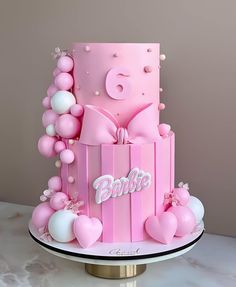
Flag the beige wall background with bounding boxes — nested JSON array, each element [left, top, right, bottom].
[[0, 0, 235, 237]]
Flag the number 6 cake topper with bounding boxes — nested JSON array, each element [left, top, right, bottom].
[[105, 67, 131, 100]]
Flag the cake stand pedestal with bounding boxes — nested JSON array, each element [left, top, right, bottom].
[[29, 221, 204, 279]]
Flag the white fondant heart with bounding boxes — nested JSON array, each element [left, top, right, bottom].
[[73, 215, 103, 248], [145, 212, 177, 244]]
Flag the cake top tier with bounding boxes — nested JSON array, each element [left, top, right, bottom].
[[71, 43, 160, 126]]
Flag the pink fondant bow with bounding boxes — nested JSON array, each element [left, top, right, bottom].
[[79, 103, 160, 145]]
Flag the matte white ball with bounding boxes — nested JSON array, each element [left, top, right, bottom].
[[51, 91, 76, 115], [48, 210, 77, 242], [187, 196, 204, 224], [46, 124, 56, 136], [160, 54, 166, 61]]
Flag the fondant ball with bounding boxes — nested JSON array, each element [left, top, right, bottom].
[[173, 188, 190, 206], [60, 149, 75, 164], [187, 196, 205, 225], [158, 123, 171, 136], [42, 97, 51, 109], [50, 192, 68, 210], [48, 176, 62, 191], [54, 73, 73, 91], [54, 141, 66, 153], [53, 67, 61, 77], [38, 135, 57, 158], [32, 202, 55, 229], [55, 114, 80, 138], [46, 124, 56, 137], [42, 110, 59, 128], [70, 104, 84, 117], [47, 84, 58, 97], [168, 206, 196, 237], [48, 210, 77, 242], [51, 91, 76, 114], [57, 56, 74, 72]]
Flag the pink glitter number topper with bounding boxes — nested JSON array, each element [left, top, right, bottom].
[[105, 67, 131, 100], [93, 167, 151, 204]]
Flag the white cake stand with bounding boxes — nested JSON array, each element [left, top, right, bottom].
[[28, 221, 204, 279]]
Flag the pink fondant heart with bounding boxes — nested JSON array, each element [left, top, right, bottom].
[[145, 212, 177, 244], [73, 215, 103, 248]]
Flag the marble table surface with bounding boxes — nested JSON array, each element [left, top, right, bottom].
[[0, 202, 235, 287]]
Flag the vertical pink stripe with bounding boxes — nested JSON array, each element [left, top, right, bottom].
[[170, 132, 175, 191], [130, 144, 143, 241], [77, 143, 89, 215], [60, 140, 68, 195], [113, 145, 131, 242], [88, 145, 102, 221], [101, 144, 114, 242], [67, 142, 79, 201], [141, 143, 155, 240], [155, 137, 171, 215]]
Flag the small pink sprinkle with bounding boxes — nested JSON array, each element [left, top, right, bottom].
[[144, 65, 153, 73], [84, 45, 91, 52], [113, 53, 118, 57], [68, 176, 75, 183], [158, 103, 166, 110]]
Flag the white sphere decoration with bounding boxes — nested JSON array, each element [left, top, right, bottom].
[[51, 91, 76, 115], [48, 210, 78, 242], [160, 54, 166, 61], [46, 124, 56, 136], [187, 196, 205, 225]]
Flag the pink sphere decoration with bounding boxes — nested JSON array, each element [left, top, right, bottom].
[[47, 84, 58, 97], [70, 104, 84, 117], [32, 202, 55, 229], [42, 97, 51, 109], [54, 72, 73, 90], [42, 109, 59, 128], [53, 67, 61, 77], [57, 56, 74, 72], [50, 192, 68, 210], [168, 206, 196, 237], [54, 141, 66, 153], [60, 149, 75, 164], [55, 114, 80, 138], [158, 103, 166, 111], [158, 123, 171, 136], [48, 176, 62, 192], [38, 135, 57, 158], [173, 188, 190, 206]]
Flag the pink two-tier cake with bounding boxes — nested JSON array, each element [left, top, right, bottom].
[[31, 43, 204, 248]]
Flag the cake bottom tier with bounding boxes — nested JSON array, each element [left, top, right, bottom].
[[61, 133, 175, 243]]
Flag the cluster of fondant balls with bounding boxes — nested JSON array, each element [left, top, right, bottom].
[[39, 55, 84, 162]]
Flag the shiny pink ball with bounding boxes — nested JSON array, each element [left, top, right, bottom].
[[50, 192, 68, 210], [54, 141, 66, 153], [55, 114, 80, 138], [48, 176, 62, 192], [42, 109, 59, 128], [47, 84, 58, 97], [42, 97, 51, 109], [60, 149, 75, 164], [32, 202, 55, 229], [57, 56, 74, 72], [54, 72, 73, 90], [70, 104, 84, 117], [173, 188, 190, 206], [53, 67, 61, 77], [158, 123, 171, 136], [38, 135, 57, 158], [168, 206, 196, 237]]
